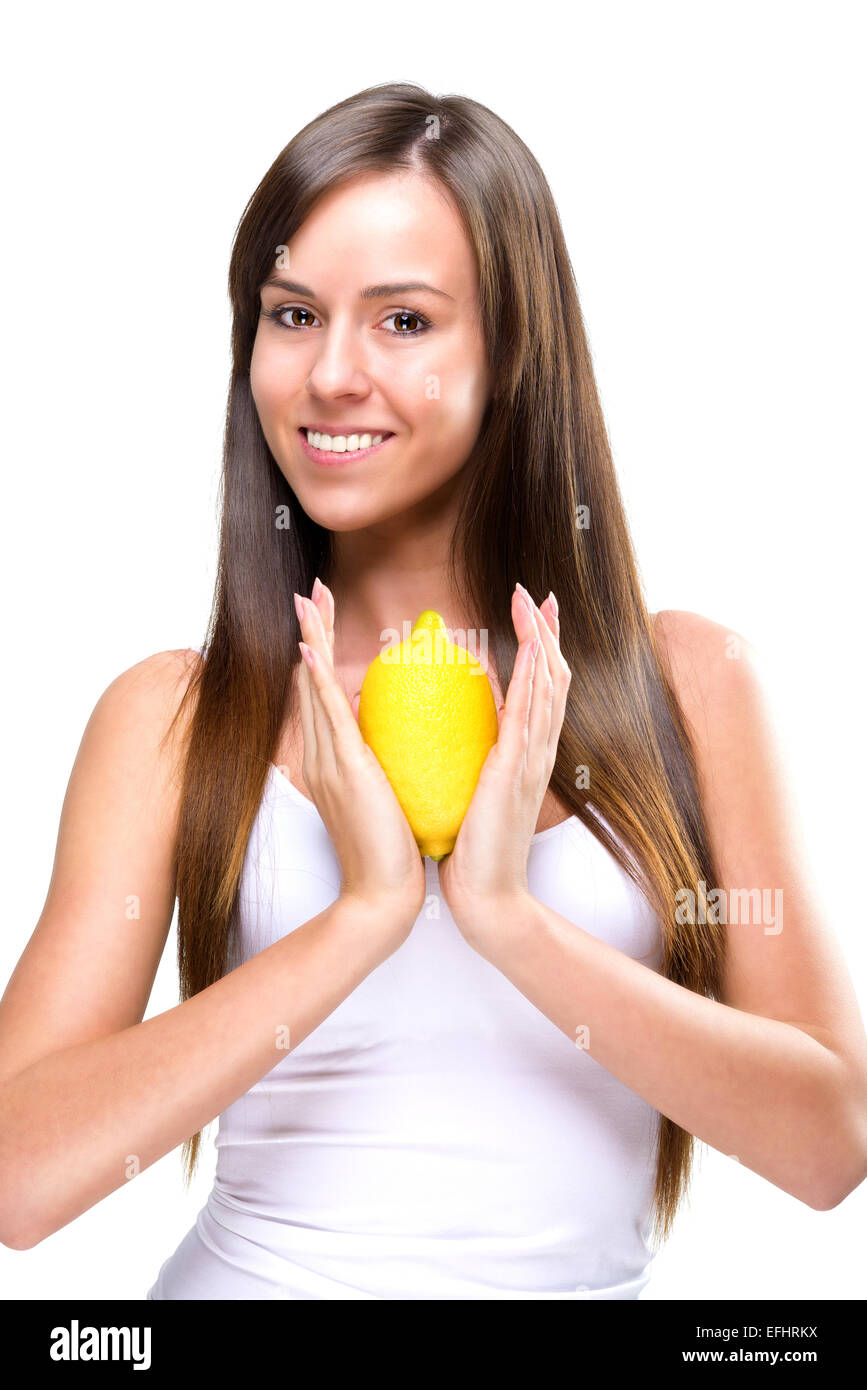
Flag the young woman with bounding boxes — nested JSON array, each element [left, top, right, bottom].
[[1, 82, 865, 1301]]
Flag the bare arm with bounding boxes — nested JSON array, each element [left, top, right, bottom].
[[464, 893, 864, 1210], [1, 894, 402, 1250], [0, 650, 409, 1250], [453, 611, 867, 1211]]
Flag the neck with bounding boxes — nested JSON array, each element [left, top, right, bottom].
[[322, 485, 477, 659]]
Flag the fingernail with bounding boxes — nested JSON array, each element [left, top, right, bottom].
[[514, 584, 534, 617], [547, 590, 558, 618], [299, 641, 315, 669], [294, 592, 305, 623], [312, 576, 323, 603], [517, 581, 539, 617]]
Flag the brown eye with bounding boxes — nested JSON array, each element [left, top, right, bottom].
[[381, 310, 431, 336], [262, 305, 321, 330]]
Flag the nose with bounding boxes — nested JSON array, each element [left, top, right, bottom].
[[305, 315, 371, 400]]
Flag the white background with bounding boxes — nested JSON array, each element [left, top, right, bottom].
[[1, 0, 864, 1301]]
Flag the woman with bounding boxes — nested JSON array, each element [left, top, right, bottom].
[[1, 82, 865, 1300]]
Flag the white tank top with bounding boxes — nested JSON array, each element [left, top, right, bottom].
[[147, 682, 664, 1300]]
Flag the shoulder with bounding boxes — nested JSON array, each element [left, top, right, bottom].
[[42, 649, 206, 918], [85, 648, 204, 760], [651, 608, 765, 734], [97, 647, 203, 711], [652, 608, 756, 673], [649, 610, 787, 847], [650, 610, 780, 789]]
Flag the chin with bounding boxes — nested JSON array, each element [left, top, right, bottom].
[[293, 493, 387, 532]]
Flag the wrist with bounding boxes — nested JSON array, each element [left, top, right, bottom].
[[337, 887, 420, 942], [448, 888, 538, 957]]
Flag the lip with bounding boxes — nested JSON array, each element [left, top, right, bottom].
[[298, 427, 394, 467], [303, 424, 395, 437]]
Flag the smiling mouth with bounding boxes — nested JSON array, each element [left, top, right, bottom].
[[298, 428, 395, 465]]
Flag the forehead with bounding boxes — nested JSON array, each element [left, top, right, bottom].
[[283, 170, 479, 298]]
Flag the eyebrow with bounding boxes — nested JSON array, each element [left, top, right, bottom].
[[259, 276, 455, 302]]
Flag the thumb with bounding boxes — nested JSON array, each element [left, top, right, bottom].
[[351, 691, 362, 722]]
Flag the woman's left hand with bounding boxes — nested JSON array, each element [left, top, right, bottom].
[[437, 583, 571, 946]]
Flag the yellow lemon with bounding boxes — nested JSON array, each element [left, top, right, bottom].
[[358, 611, 499, 860]]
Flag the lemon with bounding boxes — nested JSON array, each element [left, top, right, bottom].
[[357, 611, 499, 860]]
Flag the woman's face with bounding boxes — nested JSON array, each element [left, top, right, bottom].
[[250, 169, 494, 533]]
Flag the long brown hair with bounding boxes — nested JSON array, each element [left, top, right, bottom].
[[165, 81, 725, 1247]]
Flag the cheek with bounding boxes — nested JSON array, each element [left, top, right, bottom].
[[249, 340, 295, 416], [399, 332, 490, 450], [421, 359, 489, 451]]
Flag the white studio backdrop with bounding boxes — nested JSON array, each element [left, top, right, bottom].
[[1, 0, 864, 1300]]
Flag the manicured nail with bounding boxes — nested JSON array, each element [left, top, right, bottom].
[[311, 576, 323, 603], [518, 581, 541, 617], [294, 592, 305, 623], [547, 590, 558, 618], [299, 641, 315, 669], [515, 583, 534, 617]]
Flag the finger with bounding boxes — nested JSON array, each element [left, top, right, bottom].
[[512, 587, 552, 763], [496, 633, 537, 769], [540, 595, 558, 641], [511, 586, 552, 761], [514, 583, 553, 683], [516, 584, 570, 761], [540, 594, 571, 755], [295, 591, 333, 669], [312, 576, 335, 660], [516, 584, 567, 685], [299, 643, 339, 778], [296, 651, 318, 765], [298, 641, 363, 771]]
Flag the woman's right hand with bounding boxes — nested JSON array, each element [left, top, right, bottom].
[[292, 579, 427, 942]]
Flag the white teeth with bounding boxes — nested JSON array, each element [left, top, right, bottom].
[[304, 429, 387, 452]]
